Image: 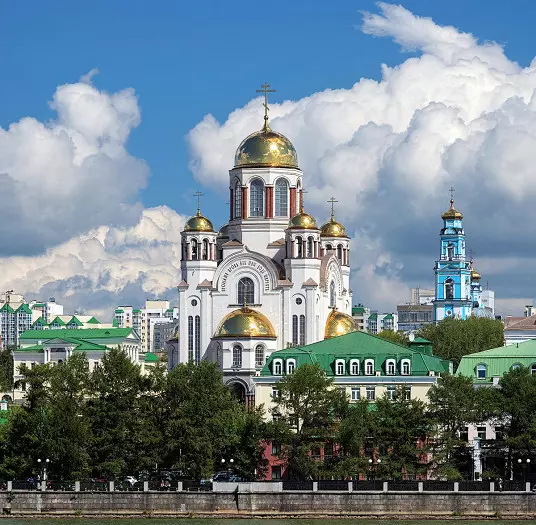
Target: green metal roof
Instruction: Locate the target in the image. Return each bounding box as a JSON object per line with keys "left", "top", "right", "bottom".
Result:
{"left": 66, "top": 316, "right": 83, "bottom": 326}
{"left": 49, "top": 316, "right": 66, "bottom": 326}
{"left": 16, "top": 304, "right": 32, "bottom": 314}
{"left": 16, "top": 338, "right": 108, "bottom": 352}
{"left": 145, "top": 352, "right": 159, "bottom": 363}
{"left": 368, "top": 313, "right": 378, "bottom": 320}
{"left": 112, "top": 318, "right": 119, "bottom": 327}
{"left": 0, "top": 304, "right": 15, "bottom": 313}
{"left": 383, "top": 313, "right": 394, "bottom": 320}
{"left": 115, "top": 309, "right": 124, "bottom": 314}
{"left": 86, "top": 317, "right": 100, "bottom": 324}
{"left": 16, "top": 344, "right": 44, "bottom": 353}
{"left": 20, "top": 328, "right": 134, "bottom": 340}
{"left": 352, "top": 307, "right": 366, "bottom": 315}
{"left": 133, "top": 309, "right": 141, "bottom": 313}
{"left": 32, "top": 317, "right": 48, "bottom": 327}
{"left": 32, "top": 303, "right": 45, "bottom": 308}
{"left": 261, "top": 330, "right": 451, "bottom": 377}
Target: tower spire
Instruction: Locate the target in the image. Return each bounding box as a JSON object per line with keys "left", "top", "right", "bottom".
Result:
{"left": 193, "top": 191, "right": 203, "bottom": 216}
{"left": 327, "top": 196, "right": 338, "bottom": 220}
{"left": 256, "top": 82, "right": 276, "bottom": 132}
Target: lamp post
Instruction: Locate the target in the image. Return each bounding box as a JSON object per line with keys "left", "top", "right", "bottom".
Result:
{"left": 368, "top": 458, "right": 382, "bottom": 480}
{"left": 221, "top": 458, "right": 234, "bottom": 480}
{"left": 517, "top": 458, "right": 531, "bottom": 483}
{"left": 37, "top": 458, "right": 50, "bottom": 488}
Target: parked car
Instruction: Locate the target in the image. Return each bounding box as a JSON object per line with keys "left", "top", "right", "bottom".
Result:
{"left": 125, "top": 476, "right": 138, "bottom": 486}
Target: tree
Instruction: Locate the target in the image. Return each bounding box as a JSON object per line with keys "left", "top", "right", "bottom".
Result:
{"left": 376, "top": 330, "right": 409, "bottom": 347}
{"left": 270, "top": 363, "right": 347, "bottom": 480}
{"left": 0, "top": 346, "right": 14, "bottom": 391}
{"left": 417, "top": 317, "right": 504, "bottom": 367}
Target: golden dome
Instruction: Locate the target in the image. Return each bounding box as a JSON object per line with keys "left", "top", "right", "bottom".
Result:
{"left": 184, "top": 210, "right": 214, "bottom": 233}
{"left": 214, "top": 307, "right": 277, "bottom": 339}
{"left": 320, "top": 217, "right": 348, "bottom": 238}
{"left": 471, "top": 267, "right": 481, "bottom": 281}
{"left": 234, "top": 125, "right": 298, "bottom": 169}
{"left": 441, "top": 199, "right": 463, "bottom": 220}
{"left": 288, "top": 211, "right": 318, "bottom": 230}
{"left": 324, "top": 309, "right": 357, "bottom": 339}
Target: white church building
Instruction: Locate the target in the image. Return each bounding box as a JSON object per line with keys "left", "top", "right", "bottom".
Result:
{"left": 167, "top": 89, "right": 356, "bottom": 400}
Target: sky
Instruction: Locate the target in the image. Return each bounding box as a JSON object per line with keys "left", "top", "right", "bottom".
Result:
{"left": 2, "top": 0, "right": 536, "bottom": 320}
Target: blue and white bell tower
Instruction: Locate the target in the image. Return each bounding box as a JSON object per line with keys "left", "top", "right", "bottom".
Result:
{"left": 433, "top": 198, "right": 473, "bottom": 322}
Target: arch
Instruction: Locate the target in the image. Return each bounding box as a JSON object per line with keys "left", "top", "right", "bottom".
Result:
{"left": 445, "top": 278, "right": 454, "bottom": 300}
{"left": 401, "top": 359, "right": 411, "bottom": 375}
{"left": 232, "top": 344, "right": 243, "bottom": 368}
{"left": 191, "top": 239, "right": 199, "bottom": 260}
{"left": 238, "top": 277, "right": 255, "bottom": 305}
{"left": 325, "top": 243, "right": 333, "bottom": 251}
{"left": 273, "top": 358, "right": 283, "bottom": 375}
{"left": 275, "top": 178, "right": 289, "bottom": 216}
{"left": 330, "top": 280, "right": 336, "bottom": 308}
{"left": 286, "top": 358, "right": 296, "bottom": 374}
{"left": 365, "top": 359, "right": 374, "bottom": 375}
{"left": 476, "top": 363, "right": 487, "bottom": 379}
{"left": 202, "top": 238, "right": 209, "bottom": 260}
{"left": 386, "top": 359, "right": 396, "bottom": 375}
{"left": 335, "top": 359, "right": 345, "bottom": 376}
{"left": 250, "top": 179, "right": 264, "bottom": 217}
{"left": 349, "top": 359, "right": 359, "bottom": 375}
{"left": 337, "top": 244, "right": 343, "bottom": 261}
{"left": 255, "top": 344, "right": 265, "bottom": 368}
{"left": 228, "top": 381, "right": 247, "bottom": 403}
{"left": 296, "top": 237, "right": 303, "bottom": 258}
{"left": 234, "top": 180, "right": 242, "bottom": 218}
{"left": 307, "top": 236, "right": 314, "bottom": 258}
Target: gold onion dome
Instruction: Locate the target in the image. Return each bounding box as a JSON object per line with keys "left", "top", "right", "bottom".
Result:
{"left": 320, "top": 216, "right": 348, "bottom": 238}
{"left": 324, "top": 309, "right": 358, "bottom": 339}
{"left": 471, "top": 266, "right": 481, "bottom": 281}
{"left": 184, "top": 209, "right": 214, "bottom": 233}
{"left": 288, "top": 209, "right": 318, "bottom": 230}
{"left": 214, "top": 307, "right": 277, "bottom": 339}
{"left": 441, "top": 199, "right": 463, "bottom": 220}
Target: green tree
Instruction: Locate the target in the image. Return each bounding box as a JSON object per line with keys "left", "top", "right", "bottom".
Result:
{"left": 0, "top": 346, "right": 14, "bottom": 391}
{"left": 270, "top": 363, "right": 348, "bottom": 480}
{"left": 376, "top": 330, "right": 409, "bottom": 347}
{"left": 417, "top": 317, "right": 504, "bottom": 367}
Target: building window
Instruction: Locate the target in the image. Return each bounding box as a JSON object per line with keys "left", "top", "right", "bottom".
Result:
{"left": 445, "top": 278, "right": 454, "bottom": 300}
{"left": 299, "top": 315, "right": 306, "bottom": 346}
{"left": 191, "top": 239, "right": 198, "bottom": 261}
{"left": 495, "top": 426, "right": 504, "bottom": 440}
{"left": 335, "top": 359, "right": 345, "bottom": 375}
{"left": 401, "top": 359, "right": 411, "bottom": 375}
{"left": 273, "top": 359, "right": 283, "bottom": 375}
{"left": 403, "top": 386, "right": 411, "bottom": 400}
{"left": 296, "top": 237, "right": 303, "bottom": 258}
{"left": 272, "top": 442, "right": 281, "bottom": 455}
{"left": 386, "top": 359, "right": 395, "bottom": 375}
{"left": 460, "top": 426, "right": 469, "bottom": 442}
{"left": 447, "top": 242, "right": 454, "bottom": 260}
{"left": 366, "top": 386, "right": 375, "bottom": 401}
{"left": 194, "top": 315, "right": 201, "bottom": 364}
{"left": 324, "top": 442, "right": 334, "bottom": 457}
{"left": 325, "top": 243, "right": 332, "bottom": 251}
{"left": 511, "top": 363, "right": 521, "bottom": 371}
{"left": 286, "top": 359, "right": 296, "bottom": 374}
{"left": 307, "top": 237, "right": 314, "bottom": 258}
{"left": 238, "top": 277, "right": 254, "bottom": 305}
{"left": 232, "top": 345, "right": 242, "bottom": 368}
{"left": 387, "top": 386, "right": 396, "bottom": 400}
{"left": 350, "top": 359, "right": 359, "bottom": 375}
{"left": 255, "top": 345, "right": 265, "bottom": 368}
{"left": 202, "top": 239, "right": 209, "bottom": 260}
{"left": 337, "top": 244, "right": 343, "bottom": 261}
{"left": 188, "top": 316, "right": 194, "bottom": 362}
{"left": 476, "top": 363, "right": 487, "bottom": 379}
{"left": 272, "top": 386, "right": 280, "bottom": 399}
{"left": 330, "top": 281, "right": 336, "bottom": 307}
{"left": 477, "top": 426, "right": 486, "bottom": 440}
{"left": 531, "top": 364, "right": 536, "bottom": 375}
{"left": 351, "top": 387, "right": 360, "bottom": 401}
{"left": 234, "top": 181, "right": 242, "bottom": 218}
{"left": 365, "top": 359, "right": 374, "bottom": 375}
{"left": 275, "top": 179, "right": 289, "bottom": 216}
{"left": 250, "top": 179, "right": 264, "bottom": 217}
{"left": 292, "top": 315, "right": 298, "bottom": 345}
{"left": 271, "top": 466, "right": 282, "bottom": 480}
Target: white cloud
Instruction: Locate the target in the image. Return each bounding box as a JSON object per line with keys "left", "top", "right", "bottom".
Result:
{"left": 186, "top": 2, "right": 536, "bottom": 313}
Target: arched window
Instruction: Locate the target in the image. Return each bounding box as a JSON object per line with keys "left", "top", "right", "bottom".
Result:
{"left": 234, "top": 181, "right": 242, "bottom": 218}
{"left": 238, "top": 277, "right": 255, "bottom": 305}
{"left": 299, "top": 314, "right": 306, "bottom": 346}
{"left": 476, "top": 363, "right": 487, "bottom": 379}
{"left": 330, "top": 281, "right": 336, "bottom": 307}
{"left": 296, "top": 237, "right": 303, "bottom": 258}
{"left": 191, "top": 239, "right": 198, "bottom": 260}
{"left": 275, "top": 179, "right": 289, "bottom": 216}
{"left": 401, "top": 359, "right": 411, "bottom": 375}
{"left": 250, "top": 179, "right": 264, "bottom": 217}
{"left": 188, "top": 316, "right": 194, "bottom": 362}
{"left": 447, "top": 242, "right": 454, "bottom": 260}
{"left": 195, "top": 315, "right": 201, "bottom": 364}
{"left": 365, "top": 359, "right": 374, "bottom": 375}
{"left": 232, "top": 345, "right": 242, "bottom": 368}
{"left": 350, "top": 359, "right": 359, "bottom": 375}
{"left": 386, "top": 359, "right": 395, "bottom": 375}
{"left": 255, "top": 345, "right": 265, "bottom": 368}
{"left": 511, "top": 363, "right": 521, "bottom": 371}
{"left": 273, "top": 359, "right": 283, "bottom": 375}
{"left": 325, "top": 244, "right": 333, "bottom": 251}
{"left": 335, "top": 359, "right": 345, "bottom": 375}
{"left": 286, "top": 359, "right": 296, "bottom": 374}
{"left": 292, "top": 315, "right": 298, "bottom": 345}
{"left": 307, "top": 237, "right": 314, "bottom": 258}
{"left": 445, "top": 278, "right": 454, "bottom": 300}
{"left": 337, "top": 244, "right": 343, "bottom": 261}
{"left": 202, "top": 239, "right": 209, "bottom": 260}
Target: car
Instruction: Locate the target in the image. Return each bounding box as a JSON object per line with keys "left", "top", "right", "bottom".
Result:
{"left": 125, "top": 476, "right": 138, "bottom": 486}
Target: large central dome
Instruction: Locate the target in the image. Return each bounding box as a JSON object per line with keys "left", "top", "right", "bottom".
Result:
{"left": 234, "top": 126, "right": 298, "bottom": 169}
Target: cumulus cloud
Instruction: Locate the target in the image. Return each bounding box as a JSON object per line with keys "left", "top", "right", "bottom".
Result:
{"left": 187, "top": 2, "right": 536, "bottom": 312}
{"left": 0, "top": 74, "right": 147, "bottom": 256}
{"left": 0, "top": 206, "right": 185, "bottom": 319}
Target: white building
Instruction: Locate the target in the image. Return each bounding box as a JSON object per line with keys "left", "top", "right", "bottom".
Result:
{"left": 168, "top": 97, "right": 356, "bottom": 399}
{"left": 364, "top": 312, "right": 398, "bottom": 334}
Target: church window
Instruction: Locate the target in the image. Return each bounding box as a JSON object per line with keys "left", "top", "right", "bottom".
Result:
{"left": 330, "top": 281, "right": 336, "bottom": 308}
{"left": 335, "top": 359, "right": 345, "bottom": 375}
{"left": 250, "top": 179, "right": 264, "bottom": 217}
{"left": 445, "top": 278, "right": 454, "bottom": 300}
{"left": 350, "top": 359, "right": 359, "bottom": 375}
{"left": 325, "top": 244, "right": 332, "bottom": 251}
{"left": 295, "top": 297, "right": 303, "bottom": 305}
{"left": 187, "top": 316, "right": 194, "bottom": 362}
{"left": 286, "top": 359, "right": 296, "bottom": 374}
{"left": 275, "top": 179, "right": 289, "bottom": 216}
{"left": 299, "top": 315, "right": 306, "bottom": 346}
{"left": 194, "top": 315, "right": 201, "bottom": 364}
{"left": 365, "top": 359, "right": 374, "bottom": 375}
{"left": 292, "top": 315, "right": 298, "bottom": 345}
{"left": 296, "top": 237, "right": 303, "bottom": 258}
{"left": 255, "top": 345, "right": 265, "bottom": 368}
{"left": 234, "top": 181, "right": 242, "bottom": 218}
{"left": 202, "top": 239, "right": 209, "bottom": 260}
{"left": 386, "top": 359, "right": 396, "bottom": 375}
{"left": 232, "top": 345, "right": 242, "bottom": 368}
{"left": 476, "top": 363, "right": 486, "bottom": 379}
{"left": 273, "top": 359, "right": 283, "bottom": 375}
{"left": 191, "top": 299, "right": 198, "bottom": 307}
{"left": 337, "top": 244, "right": 343, "bottom": 261}
{"left": 191, "top": 239, "right": 198, "bottom": 260}
{"left": 238, "top": 277, "right": 255, "bottom": 305}
{"left": 401, "top": 359, "right": 411, "bottom": 375}
{"left": 447, "top": 243, "right": 454, "bottom": 260}
{"left": 307, "top": 237, "right": 314, "bottom": 258}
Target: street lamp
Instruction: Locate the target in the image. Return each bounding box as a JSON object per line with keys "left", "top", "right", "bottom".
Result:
{"left": 221, "top": 458, "right": 234, "bottom": 480}
{"left": 517, "top": 458, "right": 531, "bottom": 483}
{"left": 37, "top": 458, "right": 50, "bottom": 486}
{"left": 368, "top": 458, "right": 381, "bottom": 480}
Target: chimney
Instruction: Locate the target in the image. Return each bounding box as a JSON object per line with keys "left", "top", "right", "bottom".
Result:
{"left": 525, "top": 305, "right": 534, "bottom": 317}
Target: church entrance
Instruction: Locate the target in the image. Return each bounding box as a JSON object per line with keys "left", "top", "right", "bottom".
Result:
{"left": 229, "top": 381, "right": 246, "bottom": 403}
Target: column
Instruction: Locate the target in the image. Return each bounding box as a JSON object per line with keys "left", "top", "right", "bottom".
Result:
{"left": 241, "top": 187, "right": 248, "bottom": 219}
{"left": 229, "top": 188, "right": 234, "bottom": 220}
{"left": 266, "top": 186, "right": 274, "bottom": 218}
{"left": 187, "top": 242, "right": 191, "bottom": 261}
{"left": 290, "top": 187, "right": 297, "bottom": 217}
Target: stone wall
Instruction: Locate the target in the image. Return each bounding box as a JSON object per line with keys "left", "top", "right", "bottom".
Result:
{"left": 1, "top": 490, "right": 536, "bottom": 517}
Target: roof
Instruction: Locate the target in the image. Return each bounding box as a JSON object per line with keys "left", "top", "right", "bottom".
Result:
{"left": 49, "top": 316, "right": 66, "bottom": 326}
{"left": 0, "top": 304, "right": 15, "bottom": 313}
{"left": 260, "top": 330, "right": 451, "bottom": 377}
{"left": 383, "top": 313, "right": 394, "bottom": 320}
{"left": 352, "top": 307, "right": 366, "bottom": 315}
{"left": 145, "top": 352, "right": 159, "bottom": 363}
{"left": 16, "top": 304, "right": 32, "bottom": 314}
{"left": 16, "top": 338, "right": 108, "bottom": 353}
{"left": 66, "top": 316, "right": 83, "bottom": 326}
{"left": 504, "top": 315, "right": 536, "bottom": 331}
{"left": 19, "top": 327, "right": 135, "bottom": 340}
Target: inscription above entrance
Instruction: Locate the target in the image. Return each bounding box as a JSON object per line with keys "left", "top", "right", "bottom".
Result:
{"left": 220, "top": 260, "right": 271, "bottom": 291}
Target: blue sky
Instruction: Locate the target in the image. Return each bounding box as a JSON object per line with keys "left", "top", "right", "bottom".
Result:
{"left": 2, "top": 0, "right": 535, "bottom": 227}
{"left": 3, "top": 1, "right": 536, "bottom": 316}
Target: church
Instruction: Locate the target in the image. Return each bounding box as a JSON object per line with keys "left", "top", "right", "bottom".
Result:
{"left": 167, "top": 86, "right": 356, "bottom": 400}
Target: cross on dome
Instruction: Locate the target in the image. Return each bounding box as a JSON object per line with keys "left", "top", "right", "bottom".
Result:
{"left": 256, "top": 82, "right": 276, "bottom": 131}
{"left": 327, "top": 196, "right": 338, "bottom": 220}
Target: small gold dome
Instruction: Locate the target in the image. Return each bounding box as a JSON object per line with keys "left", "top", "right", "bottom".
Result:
{"left": 441, "top": 199, "right": 463, "bottom": 220}
{"left": 288, "top": 211, "right": 318, "bottom": 230}
{"left": 471, "top": 267, "right": 481, "bottom": 281}
{"left": 235, "top": 126, "right": 298, "bottom": 169}
{"left": 320, "top": 217, "right": 348, "bottom": 238}
{"left": 215, "top": 307, "right": 277, "bottom": 339}
{"left": 324, "top": 309, "right": 357, "bottom": 339}
{"left": 184, "top": 210, "right": 214, "bottom": 233}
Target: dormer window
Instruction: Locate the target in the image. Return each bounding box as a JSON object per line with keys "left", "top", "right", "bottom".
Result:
{"left": 365, "top": 359, "right": 374, "bottom": 375}
{"left": 401, "top": 359, "right": 411, "bottom": 375}
{"left": 386, "top": 359, "right": 396, "bottom": 375}
{"left": 335, "top": 359, "right": 345, "bottom": 376}
{"left": 286, "top": 358, "right": 296, "bottom": 374}
{"left": 349, "top": 359, "right": 359, "bottom": 375}
{"left": 273, "top": 359, "right": 283, "bottom": 376}
{"left": 476, "top": 363, "right": 486, "bottom": 379}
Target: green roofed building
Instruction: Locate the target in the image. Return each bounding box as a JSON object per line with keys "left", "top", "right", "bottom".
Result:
{"left": 254, "top": 330, "right": 451, "bottom": 413}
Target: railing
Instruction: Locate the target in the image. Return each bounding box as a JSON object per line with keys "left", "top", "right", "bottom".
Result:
{"left": 182, "top": 480, "right": 212, "bottom": 492}
{"left": 459, "top": 480, "right": 490, "bottom": 491}
{"left": 423, "top": 480, "right": 453, "bottom": 491}
{"left": 317, "top": 480, "right": 348, "bottom": 491}
{"left": 388, "top": 480, "right": 419, "bottom": 491}
{"left": 282, "top": 480, "right": 314, "bottom": 491}
{"left": 353, "top": 480, "right": 384, "bottom": 491}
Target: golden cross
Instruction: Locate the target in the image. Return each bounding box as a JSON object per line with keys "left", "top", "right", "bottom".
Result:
{"left": 193, "top": 191, "right": 203, "bottom": 214}
{"left": 327, "top": 197, "right": 338, "bottom": 219}
{"left": 449, "top": 186, "right": 455, "bottom": 204}
{"left": 469, "top": 248, "right": 475, "bottom": 263}
{"left": 256, "top": 82, "right": 276, "bottom": 130}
